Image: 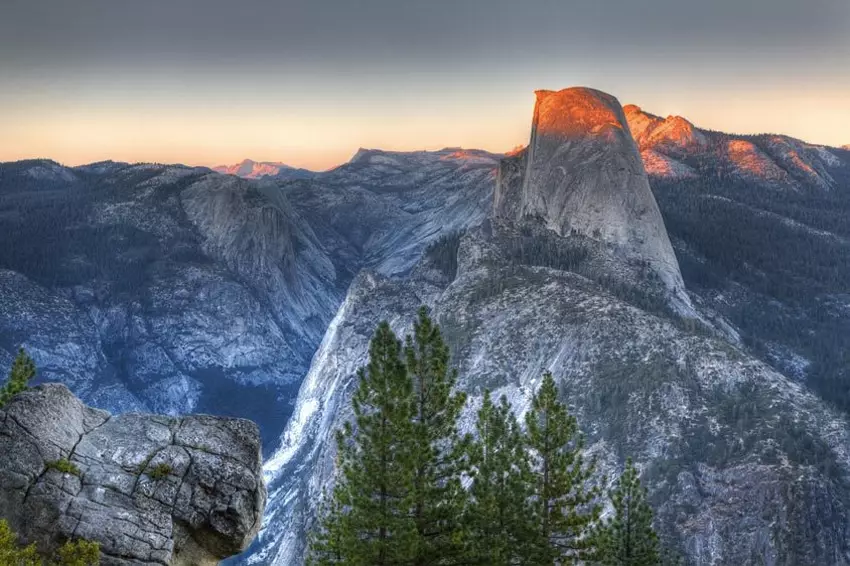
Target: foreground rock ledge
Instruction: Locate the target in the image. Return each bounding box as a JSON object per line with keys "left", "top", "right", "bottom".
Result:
{"left": 0, "top": 383, "right": 267, "bottom": 565}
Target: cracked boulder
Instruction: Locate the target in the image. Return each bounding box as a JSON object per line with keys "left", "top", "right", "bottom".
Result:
{"left": 0, "top": 383, "right": 266, "bottom": 565}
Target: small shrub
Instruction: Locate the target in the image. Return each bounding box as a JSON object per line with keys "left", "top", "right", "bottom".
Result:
{"left": 47, "top": 459, "right": 80, "bottom": 477}
{"left": 147, "top": 463, "right": 172, "bottom": 481}
{"left": 55, "top": 538, "right": 100, "bottom": 566}
{"left": 0, "top": 519, "right": 99, "bottom": 565}
{"left": 0, "top": 519, "right": 40, "bottom": 565}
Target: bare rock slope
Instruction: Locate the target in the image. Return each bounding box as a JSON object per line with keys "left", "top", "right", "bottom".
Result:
{"left": 0, "top": 384, "right": 266, "bottom": 565}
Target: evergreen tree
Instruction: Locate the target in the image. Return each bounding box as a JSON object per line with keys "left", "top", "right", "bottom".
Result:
{"left": 0, "top": 347, "right": 36, "bottom": 408}
{"left": 525, "top": 372, "right": 601, "bottom": 564}
{"left": 310, "top": 321, "right": 418, "bottom": 565}
{"left": 596, "top": 459, "right": 660, "bottom": 566}
{"left": 465, "top": 391, "right": 532, "bottom": 565}
{"left": 404, "top": 306, "right": 469, "bottom": 565}
{"left": 307, "top": 489, "right": 348, "bottom": 565}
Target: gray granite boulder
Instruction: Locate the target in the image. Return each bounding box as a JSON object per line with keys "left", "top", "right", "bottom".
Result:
{"left": 0, "top": 383, "right": 266, "bottom": 565}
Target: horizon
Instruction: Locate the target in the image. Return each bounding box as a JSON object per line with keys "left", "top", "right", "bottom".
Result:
{"left": 2, "top": 0, "right": 849, "bottom": 169}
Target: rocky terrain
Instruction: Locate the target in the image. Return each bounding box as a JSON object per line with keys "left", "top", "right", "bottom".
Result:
{"left": 0, "top": 150, "right": 495, "bottom": 450}
{"left": 252, "top": 88, "right": 850, "bottom": 565}
{"left": 2, "top": 87, "right": 850, "bottom": 565}
{"left": 0, "top": 161, "right": 344, "bottom": 446}
{"left": 0, "top": 383, "right": 266, "bottom": 565}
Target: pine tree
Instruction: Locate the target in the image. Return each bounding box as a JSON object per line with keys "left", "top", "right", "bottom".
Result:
{"left": 0, "top": 347, "right": 36, "bottom": 408}
{"left": 465, "top": 391, "right": 533, "bottom": 565}
{"left": 404, "top": 306, "right": 469, "bottom": 565}
{"left": 309, "top": 321, "right": 418, "bottom": 565}
{"left": 525, "top": 372, "right": 601, "bottom": 564}
{"left": 307, "top": 489, "right": 348, "bottom": 565}
{"left": 596, "top": 458, "right": 660, "bottom": 566}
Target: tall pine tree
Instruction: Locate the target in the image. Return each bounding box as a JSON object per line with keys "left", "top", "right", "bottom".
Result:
{"left": 404, "top": 307, "right": 469, "bottom": 565}
{"left": 596, "top": 458, "right": 661, "bottom": 566}
{"left": 525, "top": 372, "right": 601, "bottom": 564}
{"left": 465, "top": 391, "right": 533, "bottom": 565}
{"left": 309, "top": 321, "right": 418, "bottom": 565}
{"left": 0, "top": 347, "right": 36, "bottom": 408}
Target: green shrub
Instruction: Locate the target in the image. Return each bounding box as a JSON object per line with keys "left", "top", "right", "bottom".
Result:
{"left": 0, "top": 519, "right": 40, "bottom": 565}
{"left": 147, "top": 463, "right": 172, "bottom": 481}
{"left": 0, "top": 519, "right": 99, "bottom": 565}
{"left": 55, "top": 538, "right": 100, "bottom": 566}
{"left": 46, "top": 459, "right": 80, "bottom": 477}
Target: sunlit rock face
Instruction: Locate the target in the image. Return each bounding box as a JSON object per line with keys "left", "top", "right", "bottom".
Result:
{"left": 496, "top": 87, "right": 691, "bottom": 312}
{"left": 623, "top": 104, "right": 844, "bottom": 191}
{"left": 624, "top": 105, "right": 707, "bottom": 152}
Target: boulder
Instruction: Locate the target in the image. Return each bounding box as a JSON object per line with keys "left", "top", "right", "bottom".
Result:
{"left": 0, "top": 383, "right": 266, "bottom": 565}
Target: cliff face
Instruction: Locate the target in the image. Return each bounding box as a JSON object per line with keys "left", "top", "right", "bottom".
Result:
{"left": 496, "top": 88, "right": 691, "bottom": 312}
{"left": 0, "top": 383, "right": 266, "bottom": 565}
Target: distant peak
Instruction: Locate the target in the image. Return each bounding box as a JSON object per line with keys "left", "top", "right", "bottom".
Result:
{"left": 212, "top": 159, "right": 300, "bottom": 179}
{"left": 349, "top": 148, "right": 374, "bottom": 163}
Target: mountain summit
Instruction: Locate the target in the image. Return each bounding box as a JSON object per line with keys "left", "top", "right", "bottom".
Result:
{"left": 496, "top": 87, "right": 691, "bottom": 312}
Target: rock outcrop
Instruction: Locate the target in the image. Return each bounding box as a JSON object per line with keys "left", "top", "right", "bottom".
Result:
{"left": 0, "top": 384, "right": 266, "bottom": 565}
{"left": 495, "top": 87, "right": 691, "bottom": 312}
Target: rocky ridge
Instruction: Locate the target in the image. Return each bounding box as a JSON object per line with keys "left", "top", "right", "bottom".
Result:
{"left": 623, "top": 106, "right": 842, "bottom": 191}
{"left": 0, "top": 383, "right": 266, "bottom": 565}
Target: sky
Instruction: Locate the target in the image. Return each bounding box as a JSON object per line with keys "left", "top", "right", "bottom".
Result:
{"left": 1, "top": 0, "right": 848, "bottom": 170}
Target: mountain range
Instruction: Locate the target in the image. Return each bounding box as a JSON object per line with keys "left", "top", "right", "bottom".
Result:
{"left": 1, "top": 88, "right": 850, "bottom": 565}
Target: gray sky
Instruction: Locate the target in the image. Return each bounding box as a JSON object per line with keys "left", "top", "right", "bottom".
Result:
{"left": 2, "top": 0, "right": 848, "bottom": 167}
